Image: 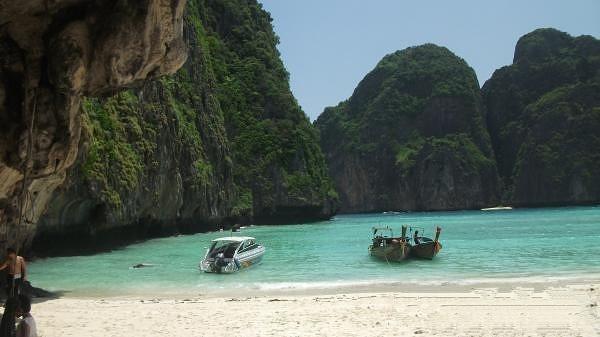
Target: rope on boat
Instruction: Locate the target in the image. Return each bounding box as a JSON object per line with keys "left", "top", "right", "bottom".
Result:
{"left": 384, "top": 249, "right": 391, "bottom": 266}
{"left": 15, "top": 86, "right": 38, "bottom": 254}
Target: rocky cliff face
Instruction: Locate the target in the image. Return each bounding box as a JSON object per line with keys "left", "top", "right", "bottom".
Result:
{"left": 198, "top": 0, "right": 337, "bottom": 223}
{"left": 482, "top": 28, "right": 600, "bottom": 206}
{"left": 31, "top": 0, "right": 336, "bottom": 254}
{"left": 316, "top": 45, "right": 499, "bottom": 213}
{"left": 0, "top": 0, "right": 187, "bottom": 252}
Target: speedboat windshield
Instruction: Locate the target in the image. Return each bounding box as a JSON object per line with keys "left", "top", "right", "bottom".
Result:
{"left": 208, "top": 241, "right": 241, "bottom": 258}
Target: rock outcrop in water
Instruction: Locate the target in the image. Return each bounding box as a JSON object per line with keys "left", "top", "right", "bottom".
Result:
{"left": 0, "top": 0, "right": 187, "bottom": 251}
{"left": 32, "top": 0, "right": 336, "bottom": 255}
{"left": 316, "top": 44, "right": 499, "bottom": 213}
{"left": 482, "top": 28, "right": 600, "bottom": 206}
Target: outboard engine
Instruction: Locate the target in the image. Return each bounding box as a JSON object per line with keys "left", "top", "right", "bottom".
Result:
{"left": 214, "top": 253, "right": 228, "bottom": 273}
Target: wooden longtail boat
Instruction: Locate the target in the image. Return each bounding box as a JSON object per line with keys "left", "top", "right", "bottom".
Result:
{"left": 369, "top": 225, "right": 443, "bottom": 262}
{"left": 409, "top": 226, "right": 442, "bottom": 260}
{"left": 369, "top": 226, "right": 410, "bottom": 262}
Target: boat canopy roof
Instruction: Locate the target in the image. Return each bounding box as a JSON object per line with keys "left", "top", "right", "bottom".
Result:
{"left": 372, "top": 226, "right": 392, "bottom": 231}
{"left": 211, "top": 236, "right": 255, "bottom": 242}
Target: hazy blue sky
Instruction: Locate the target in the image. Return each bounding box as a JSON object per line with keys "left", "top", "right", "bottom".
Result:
{"left": 260, "top": 0, "right": 600, "bottom": 120}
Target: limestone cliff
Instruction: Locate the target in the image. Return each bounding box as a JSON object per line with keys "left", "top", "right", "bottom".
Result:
{"left": 31, "top": 0, "right": 336, "bottom": 254}
{"left": 198, "top": 0, "right": 337, "bottom": 223}
{"left": 0, "top": 0, "right": 187, "bottom": 252}
{"left": 316, "top": 45, "right": 499, "bottom": 213}
{"left": 482, "top": 28, "right": 600, "bottom": 206}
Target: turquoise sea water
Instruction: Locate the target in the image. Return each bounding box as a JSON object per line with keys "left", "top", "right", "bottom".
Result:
{"left": 29, "top": 206, "right": 600, "bottom": 296}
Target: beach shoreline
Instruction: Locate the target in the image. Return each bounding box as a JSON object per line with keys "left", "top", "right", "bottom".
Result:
{"left": 34, "top": 275, "right": 600, "bottom": 300}
{"left": 24, "top": 280, "right": 600, "bottom": 337}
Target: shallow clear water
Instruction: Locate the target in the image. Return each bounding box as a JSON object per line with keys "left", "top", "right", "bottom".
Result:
{"left": 29, "top": 206, "right": 600, "bottom": 296}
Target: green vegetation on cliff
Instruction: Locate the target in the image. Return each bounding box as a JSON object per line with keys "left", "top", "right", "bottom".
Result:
{"left": 316, "top": 44, "right": 499, "bottom": 212}
{"left": 196, "top": 0, "right": 336, "bottom": 220}
{"left": 482, "top": 28, "right": 600, "bottom": 205}
{"left": 81, "top": 92, "right": 148, "bottom": 208}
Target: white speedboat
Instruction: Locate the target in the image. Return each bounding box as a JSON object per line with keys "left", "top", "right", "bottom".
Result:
{"left": 200, "top": 236, "right": 265, "bottom": 273}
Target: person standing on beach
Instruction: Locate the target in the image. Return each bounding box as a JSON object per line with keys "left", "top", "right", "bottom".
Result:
{"left": 0, "top": 297, "right": 18, "bottom": 337}
{"left": 0, "top": 248, "right": 27, "bottom": 297}
{"left": 16, "top": 295, "right": 36, "bottom": 337}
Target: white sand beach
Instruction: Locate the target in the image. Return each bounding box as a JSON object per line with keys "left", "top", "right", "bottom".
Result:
{"left": 23, "top": 282, "right": 600, "bottom": 337}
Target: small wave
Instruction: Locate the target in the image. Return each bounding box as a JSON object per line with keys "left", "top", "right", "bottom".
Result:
{"left": 253, "top": 279, "right": 394, "bottom": 291}
{"left": 244, "top": 273, "right": 600, "bottom": 292}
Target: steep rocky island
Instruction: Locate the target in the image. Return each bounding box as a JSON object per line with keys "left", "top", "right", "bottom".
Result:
{"left": 316, "top": 45, "right": 499, "bottom": 213}
{"left": 482, "top": 28, "right": 600, "bottom": 206}
{"left": 1, "top": 0, "right": 336, "bottom": 255}
{"left": 317, "top": 29, "right": 599, "bottom": 213}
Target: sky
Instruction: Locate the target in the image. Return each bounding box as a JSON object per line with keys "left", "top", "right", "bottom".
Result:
{"left": 260, "top": 0, "right": 600, "bottom": 121}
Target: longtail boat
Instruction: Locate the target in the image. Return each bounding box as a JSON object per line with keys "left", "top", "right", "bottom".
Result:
{"left": 369, "top": 226, "right": 410, "bottom": 262}
{"left": 409, "top": 226, "right": 442, "bottom": 260}
{"left": 369, "top": 225, "right": 443, "bottom": 262}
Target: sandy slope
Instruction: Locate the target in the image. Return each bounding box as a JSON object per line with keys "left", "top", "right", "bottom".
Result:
{"left": 20, "top": 283, "right": 600, "bottom": 337}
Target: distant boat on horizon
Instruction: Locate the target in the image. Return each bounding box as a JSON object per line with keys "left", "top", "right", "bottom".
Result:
{"left": 381, "top": 210, "right": 408, "bottom": 215}
{"left": 481, "top": 206, "right": 513, "bottom": 211}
